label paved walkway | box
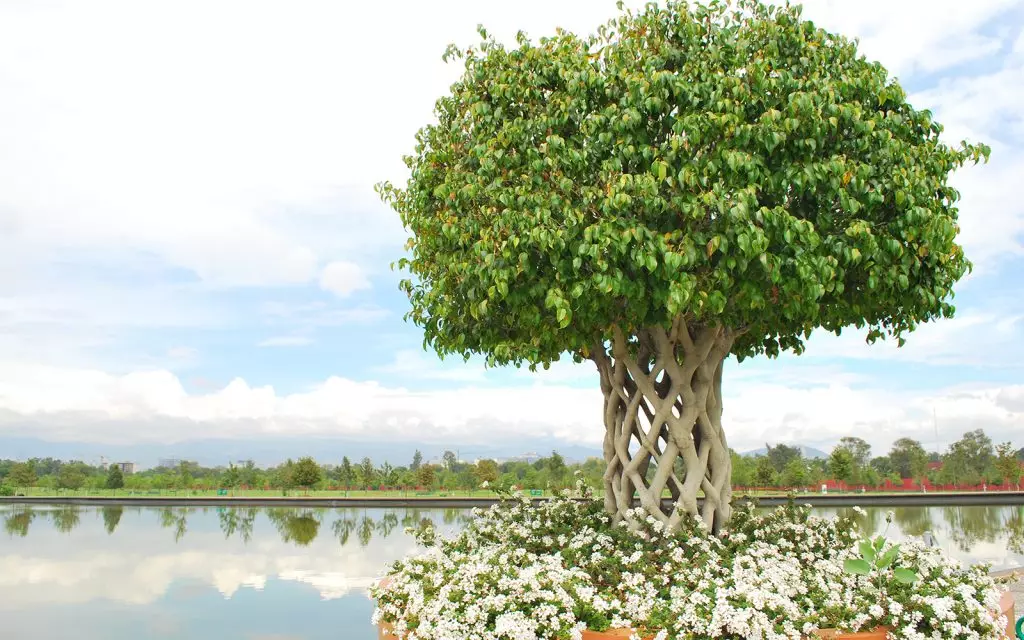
[1008,573,1022,611]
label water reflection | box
[218,506,257,543]
[1,504,1021,557]
[159,507,193,542]
[102,506,123,535]
[0,504,1020,640]
[267,509,322,546]
[51,505,81,534]
[3,506,34,537]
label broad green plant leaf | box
[893,568,919,585]
[844,558,872,576]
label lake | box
[1,503,1022,639]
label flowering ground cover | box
[372,488,1009,640]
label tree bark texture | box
[591,319,738,533]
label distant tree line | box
[0,450,590,493]
[732,431,1023,490]
[1,432,1021,495]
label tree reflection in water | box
[1,504,1018,560]
[101,506,123,535]
[943,506,1006,553]
[1006,506,1024,555]
[50,506,81,534]
[266,508,322,546]
[333,514,357,546]
[3,507,35,537]
[160,508,194,542]
[892,507,935,538]
[218,507,258,543]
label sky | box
[0,0,1022,464]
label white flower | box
[373,494,1006,640]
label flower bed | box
[371,489,1011,640]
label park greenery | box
[0,431,1020,496]
[4,432,1019,497]
[379,0,988,533]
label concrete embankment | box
[2,491,1023,509]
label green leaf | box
[876,546,899,569]
[844,558,872,576]
[893,568,918,585]
[556,307,569,328]
[654,160,668,181]
[382,0,985,371]
[858,540,876,564]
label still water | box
[1,504,1021,640]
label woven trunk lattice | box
[592,320,738,533]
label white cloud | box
[0,519,410,608]
[798,309,1024,367]
[0,362,1021,456]
[166,347,198,361]
[0,0,1023,459]
[257,336,313,348]
[795,0,1019,76]
[375,349,488,382]
[318,261,371,298]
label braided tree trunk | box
[591,319,739,534]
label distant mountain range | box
[742,445,829,460]
[0,435,604,469]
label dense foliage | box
[373,491,1008,639]
[0,430,1019,494]
[380,0,987,369]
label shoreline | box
[3,491,1023,509]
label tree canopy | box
[380,0,987,369]
[291,457,323,489]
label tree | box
[339,456,356,489]
[442,450,458,471]
[870,456,895,478]
[836,437,871,469]
[105,465,124,489]
[379,462,397,487]
[410,450,423,472]
[359,457,376,489]
[223,463,241,488]
[828,447,855,486]
[890,439,928,479]
[994,442,1021,487]
[379,0,985,531]
[240,460,260,488]
[754,456,777,487]
[8,462,36,487]
[292,457,323,490]
[56,466,85,490]
[780,458,808,488]
[944,429,993,484]
[416,464,436,488]
[547,451,566,488]
[473,459,499,486]
[766,444,802,473]
[730,450,754,487]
